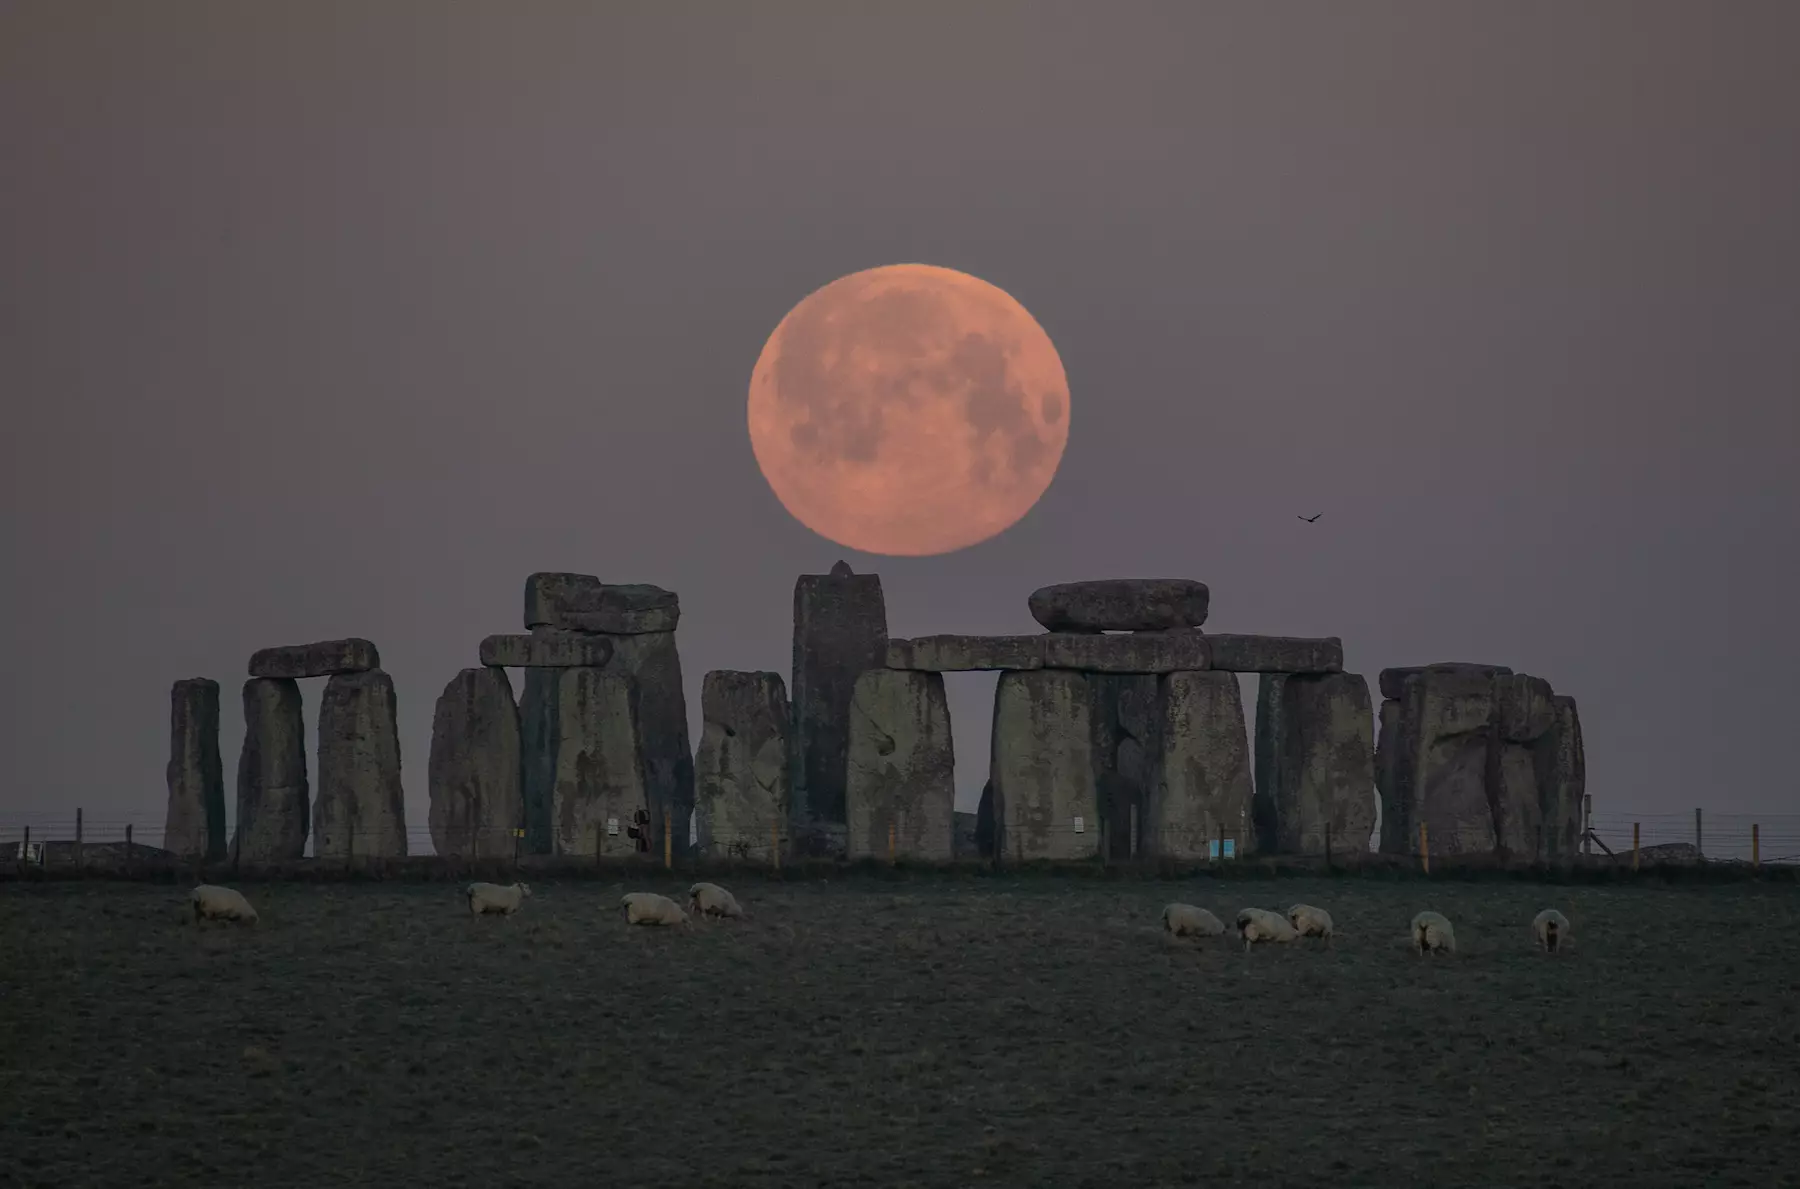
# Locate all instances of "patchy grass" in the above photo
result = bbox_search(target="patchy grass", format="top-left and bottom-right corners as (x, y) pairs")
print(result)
(2, 876), (1798, 1187)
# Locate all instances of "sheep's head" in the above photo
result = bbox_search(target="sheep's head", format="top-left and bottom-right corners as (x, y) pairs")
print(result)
(517, 883), (533, 898)
(1286, 906), (1304, 928)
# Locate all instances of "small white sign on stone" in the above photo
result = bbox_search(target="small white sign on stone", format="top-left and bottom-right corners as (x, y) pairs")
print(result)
(606, 817), (620, 836)
(1073, 816), (1085, 834)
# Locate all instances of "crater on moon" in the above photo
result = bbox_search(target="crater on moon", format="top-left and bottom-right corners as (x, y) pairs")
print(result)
(747, 263), (1071, 557)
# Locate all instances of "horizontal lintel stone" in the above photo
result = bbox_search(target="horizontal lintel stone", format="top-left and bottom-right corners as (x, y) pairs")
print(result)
(479, 633), (615, 668)
(248, 638), (380, 679)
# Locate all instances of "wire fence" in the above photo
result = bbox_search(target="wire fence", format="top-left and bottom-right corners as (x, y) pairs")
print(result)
(4, 808), (1798, 873)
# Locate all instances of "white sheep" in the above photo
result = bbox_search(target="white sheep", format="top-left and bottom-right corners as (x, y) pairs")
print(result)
(1235, 907), (1299, 952)
(191, 884), (258, 925)
(1162, 902), (1225, 939)
(622, 891), (691, 928)
(1532, 908), (1570, 954)
(465, 881), (531, 916)
(1287, 903), (1334, 944)
(689, 882), (745, 920)
(1411, 910), (1455, 955)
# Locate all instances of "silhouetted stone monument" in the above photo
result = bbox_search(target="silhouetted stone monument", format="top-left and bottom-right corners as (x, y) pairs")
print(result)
(234, 677), (309, 862)
(164, 678), (225, 861)
(695, 670), (790, 860)
(845, 669), (955, 861)
(428, 667), (523, 857)
(314, 669), (408, 860)
(792, 561), (888, 855)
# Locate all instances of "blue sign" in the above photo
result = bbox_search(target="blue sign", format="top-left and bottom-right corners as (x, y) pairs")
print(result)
(1208, 839), (1236, 859)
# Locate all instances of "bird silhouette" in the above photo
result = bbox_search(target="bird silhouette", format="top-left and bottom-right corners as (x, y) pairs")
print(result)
(1298, 513), (1322, 523)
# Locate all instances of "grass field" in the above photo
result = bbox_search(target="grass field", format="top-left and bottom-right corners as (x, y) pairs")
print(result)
(3, 874), (1798, 1188)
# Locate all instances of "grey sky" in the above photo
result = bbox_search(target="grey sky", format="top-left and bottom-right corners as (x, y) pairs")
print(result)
(4, 2), (1797, 842)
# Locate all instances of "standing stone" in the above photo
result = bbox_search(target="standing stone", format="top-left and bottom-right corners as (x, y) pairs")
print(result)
(1255, 672), (1376, 857)
(164, 678), (225, 861)
(1151, 671), (1254, 859)
(427, 667), (522, 858)
(990, 669), (1099, 862)
(551, 668), (650, 858)
(1377, 668), (1499, 858)
(314, 669), (408, 859)
(694, 671), (791, 860)
(234, 677), (308, 862)
(604, 631), (694, 858)
(1532, 696), (1586, 864)
(519, 666), (561, 855)
(845, 669), (955, 862)
(792, 566), (888, 853)
(1090, 673), (1159, 858)
(975, 778), (996, 859)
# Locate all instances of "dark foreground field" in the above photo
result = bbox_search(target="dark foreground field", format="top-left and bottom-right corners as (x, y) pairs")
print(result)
(3, 875), (1798, 1189)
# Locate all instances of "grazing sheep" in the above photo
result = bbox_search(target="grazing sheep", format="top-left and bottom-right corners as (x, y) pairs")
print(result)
(1162, 903), (1225, 939)
(622, 891), (691, 928)
(466, 881), (531, 917)
(1411, 910), (1455, 955)
(689, 882), (745, 920)
(191, 884), (257, 925)
(1532, 908), (1570, 954)
(1235, 907), (1300, 952)
(1287, 903), (1334, 944)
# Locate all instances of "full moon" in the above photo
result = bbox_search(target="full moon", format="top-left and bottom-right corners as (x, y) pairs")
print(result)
(747, 263), (1071, 556)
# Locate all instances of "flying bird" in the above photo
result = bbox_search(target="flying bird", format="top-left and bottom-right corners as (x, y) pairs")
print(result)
(1298, 513), (1322, 523)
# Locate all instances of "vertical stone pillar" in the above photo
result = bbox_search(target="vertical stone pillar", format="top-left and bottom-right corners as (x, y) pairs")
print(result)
(694, 671), (791, 860)
(234, 677), (309, 862)
(845, 669), (955, 862)
(519, 666), (560, 855)
(990, 669), (1099, 862)
(791, 561), (888, 855)
(551, 668), (649, 858)
(314, 669), (408, 860)
(1532, 695), (1586, 865)
(1255, 672), (1376, 856)
(428, 667), (523, 857)
(1152, 670), (1253, 859)
(164, 678), (225, 861)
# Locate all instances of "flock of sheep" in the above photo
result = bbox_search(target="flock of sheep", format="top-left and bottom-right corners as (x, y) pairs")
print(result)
(188, 881), (1572, 955)
(1163, 900), (1572, 955)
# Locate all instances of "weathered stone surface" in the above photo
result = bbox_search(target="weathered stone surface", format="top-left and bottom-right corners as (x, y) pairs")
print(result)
(551, 668), (650, 857)
(885, 631), (1210, 673)
(249, 638), (379, 679)
(952, 811), (979, 859)
(1494, 674), (1556, 743)
(887, 635), (1045, 671)
(1028, 579), (1211, 633)
(1532, 696), (1586, 863)
(314, 669), (408, 859)
(846, 669), (956, 861)
(549, 581), (682, 635)
(480, 633), (614, 668)
(694, 670), (790, 860)
(427, 667), (522, 857)
(233, 677), (309, 862)
(1254, 672), (1376, 857)
(523, 572), (600, 630)
(1378, 668), (1497, 858)
(975, 779), (996, 859)
(519, 666), (560, 855)
(1043, 630), (1212, 673)
(1205, 634), (1342, 674)
(829, 559), (854, 578)
(990, 669), (1099, 862)
(1151, 671), (1253, 859)
(164, 678), (225, 861)
(792, 569), (888, 847)
(603, 631), (695, 859)
(1379, 663), (1512, 701)
(1090, 674), (1159, 858)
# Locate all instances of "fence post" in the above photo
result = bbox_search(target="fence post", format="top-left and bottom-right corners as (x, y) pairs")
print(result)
(887, 818), (897, 867)
(1535, 825), (1543, 867)
(1632, 822), (1640, 872)
(17, 826), (25, 876)
(75, 808), (84, 872)
(770, 821), (780, 873)
(1752, 823), (1760, 870)
(1129, 804), (1139, 858)
(1695, 808), (1703, 858)
(1582, 795), (1593, 855)
(1216, 823), (1224, 866)
(1419, 822), (1430, 874)
(1325, 822), (1332, 869)
(125, 824), (133, 875)
(663, 809), (672, 871)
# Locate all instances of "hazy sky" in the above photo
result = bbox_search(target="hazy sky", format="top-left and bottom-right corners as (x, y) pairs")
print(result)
(4, 2), (1797, 844)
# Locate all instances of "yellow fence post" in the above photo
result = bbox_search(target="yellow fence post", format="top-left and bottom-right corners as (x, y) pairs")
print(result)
(1752, 823), (1760, 870)
(663, 809), (672, 871)
(1632, 822), (1640, 871)
(1419, 822), (1430, 874)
